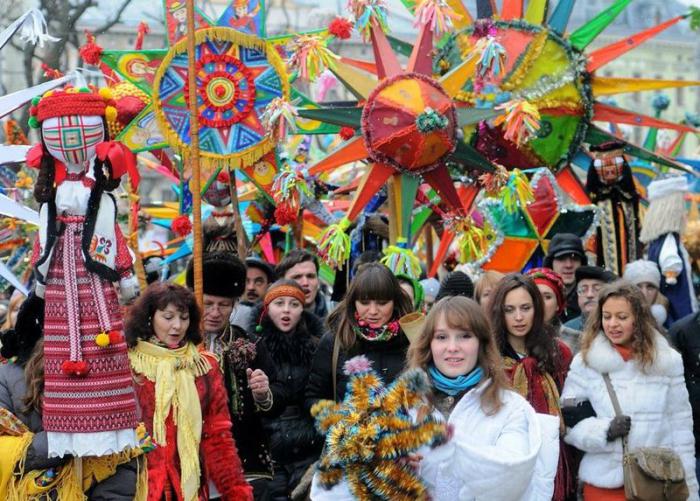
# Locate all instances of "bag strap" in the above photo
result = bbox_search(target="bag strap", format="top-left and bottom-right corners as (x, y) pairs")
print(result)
(331, 334), (340, 403)
(602, 373), (629, 451)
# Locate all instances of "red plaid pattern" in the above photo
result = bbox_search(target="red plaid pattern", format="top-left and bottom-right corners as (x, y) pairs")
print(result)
(42, 115), (104, 166)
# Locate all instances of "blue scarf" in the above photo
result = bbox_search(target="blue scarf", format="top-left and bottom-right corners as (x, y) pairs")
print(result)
(428, 365), (484, 396)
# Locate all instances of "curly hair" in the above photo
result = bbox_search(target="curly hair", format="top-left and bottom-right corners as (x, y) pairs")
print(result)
(580, 280), (657, 371)
(124, 282), (202, 347)
(327, 263), (413, 350)
(490, 273), (561, 375)
(407, 296), (507, 415)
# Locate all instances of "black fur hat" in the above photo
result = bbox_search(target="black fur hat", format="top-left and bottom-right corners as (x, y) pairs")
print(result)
(186, 251), (246, 299)
(0, 293), (44, 363)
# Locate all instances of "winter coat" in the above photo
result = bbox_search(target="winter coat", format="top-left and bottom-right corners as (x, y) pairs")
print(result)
(669, 310), (700, 455)
(309, 382), (560, 501)
(133, 353), (252, 501)
(561, 331), (699, 497)
(305, 330), (410, 409)
(250, 306), (324, 466)
(0, 361), (137, 499)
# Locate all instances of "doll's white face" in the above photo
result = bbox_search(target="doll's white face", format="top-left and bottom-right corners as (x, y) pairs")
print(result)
(42, 115), (104, 169)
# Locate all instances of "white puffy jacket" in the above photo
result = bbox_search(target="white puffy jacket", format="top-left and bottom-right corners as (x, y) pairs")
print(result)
(311, 381), (560, 500)
(562, 331), (699, 498)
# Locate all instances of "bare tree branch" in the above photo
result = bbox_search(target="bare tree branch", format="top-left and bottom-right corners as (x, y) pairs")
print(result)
(93, 0), (132, 36)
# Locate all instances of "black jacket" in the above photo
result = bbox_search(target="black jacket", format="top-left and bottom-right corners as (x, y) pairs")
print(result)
(305, 330), (410, 410)
(669, 311), (700, 454)
(559, 285), (580, 324)
(0, 362), (137, 498)
(250, 306), (324, 466)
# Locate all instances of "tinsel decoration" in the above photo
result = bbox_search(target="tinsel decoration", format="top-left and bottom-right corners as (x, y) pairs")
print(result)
(329, 17), (353, 39)
(171, 214), (192, 237)
(478, 163), (509, 196)
(380, 239), (422, 279)
(415, 107), (449, 133)
(261, 97), (298, 140)
(287, 34), (340, 82)
(493, 99), (541, 145)
(271, 164), (312, 226)
(447, 216), (490, 263)
(317, 217), (352, 268)
(500, 168), (534, 213)
(473, 36), (507, 79)
(348, 0), (390, 41)
(413, 0), (461, 35)
(311, 355), (448, 501)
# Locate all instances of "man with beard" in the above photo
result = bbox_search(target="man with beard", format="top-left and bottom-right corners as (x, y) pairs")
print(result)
(562, 266), (617, 353)
(275, 250), (330, 321)
(242, 257), (274, 306)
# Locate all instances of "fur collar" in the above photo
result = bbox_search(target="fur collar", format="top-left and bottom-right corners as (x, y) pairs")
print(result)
(584, 331), (681, 376)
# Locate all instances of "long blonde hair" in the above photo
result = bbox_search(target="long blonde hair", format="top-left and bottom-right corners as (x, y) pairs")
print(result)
(1, 291), (25, 331)
(580, 281), (657, 371)
(407, 296), (507, 415)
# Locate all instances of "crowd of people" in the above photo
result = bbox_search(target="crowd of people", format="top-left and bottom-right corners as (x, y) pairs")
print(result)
(1, 231), (699, 501)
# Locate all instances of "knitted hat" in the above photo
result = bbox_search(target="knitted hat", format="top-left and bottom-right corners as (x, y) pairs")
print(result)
(623, 260), (661, 288)
(575, 266), (617, 284)
(544, 233), (587, 268)
(647, 176), (688, 202)
(186, 251), (246, 298)
(420, 277), (440, 298)
(246, 257), (275, 283)
(436, 271), (474, 301)
(526, 267), (566, 315)
(28, 86), (115, 129)
(264, 281), (306, 307)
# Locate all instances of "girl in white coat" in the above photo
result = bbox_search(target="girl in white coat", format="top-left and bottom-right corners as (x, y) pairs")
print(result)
(310, 296), (559, 501)
(562, 280), (699, 500)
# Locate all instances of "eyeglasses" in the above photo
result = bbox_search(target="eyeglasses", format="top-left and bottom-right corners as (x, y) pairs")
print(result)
(577, 284), (602, 295)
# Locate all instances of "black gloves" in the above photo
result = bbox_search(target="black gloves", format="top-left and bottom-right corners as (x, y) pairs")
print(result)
(606, 415), (631, 441)
(561, 400), (597, 428)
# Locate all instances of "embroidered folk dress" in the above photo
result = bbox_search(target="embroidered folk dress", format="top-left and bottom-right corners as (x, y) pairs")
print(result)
(34, 170), (137, 457)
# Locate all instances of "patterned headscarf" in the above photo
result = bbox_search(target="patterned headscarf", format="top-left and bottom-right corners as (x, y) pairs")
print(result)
(526, 267), (566, 315)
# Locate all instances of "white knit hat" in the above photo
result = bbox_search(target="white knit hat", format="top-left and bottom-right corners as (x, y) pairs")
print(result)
(623, 260), (661, 288)
(647, 176), (688, 201)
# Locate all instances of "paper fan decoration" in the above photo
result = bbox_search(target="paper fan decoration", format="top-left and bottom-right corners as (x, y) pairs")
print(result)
(475, 167), (598, 272)
(424, 0), (699, 173)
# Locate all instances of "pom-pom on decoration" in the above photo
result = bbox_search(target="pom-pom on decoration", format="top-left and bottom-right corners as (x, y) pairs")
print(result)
(311, 356), (448, 500)
(494, 99), (541, 146)
(501, 168), (534, 213)
(287, 34), (340, 82)
(413, 0), (461, 35)
(108, 330), (122, 344)
(61, 360), (90, 377)
(261, 97), (299, 139)
(317, 217), (352, 268)
(474, 35), (507, 79)
(328, 17), (353, 39)
(271, 163), (312, 225)
(79, 31), (104, 66)
(95, 332), (110, 347)
(339, 126), (355, 141)
(381, 240), (422, 279)
(216, 169), (231, 184)
(274, 201), (298, 226)
(171, 214), (192, 237)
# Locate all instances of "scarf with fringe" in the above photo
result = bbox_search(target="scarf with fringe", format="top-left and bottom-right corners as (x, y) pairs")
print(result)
(129, 340), (211, 501)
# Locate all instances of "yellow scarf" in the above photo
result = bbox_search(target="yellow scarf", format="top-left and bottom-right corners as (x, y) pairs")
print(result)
(129, 340), (211, 501)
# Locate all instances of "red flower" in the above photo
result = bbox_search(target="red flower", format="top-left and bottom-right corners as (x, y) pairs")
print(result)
(171, 215), (192, 237)
(339, 126), (355, 140)
(329, 17), (353, 40)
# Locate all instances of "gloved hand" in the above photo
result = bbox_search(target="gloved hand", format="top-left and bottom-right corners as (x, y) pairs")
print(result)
(118, 274), (140, 305)
(561, 400), (597, 428)
(607, 415), (631, 441)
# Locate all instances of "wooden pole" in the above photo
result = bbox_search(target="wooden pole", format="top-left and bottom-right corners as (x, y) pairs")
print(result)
(227, 168), (249, 258)
(185, 0), (203, 309)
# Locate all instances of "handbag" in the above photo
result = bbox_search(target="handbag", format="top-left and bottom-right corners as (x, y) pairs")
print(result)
(602, 373), (689, 501)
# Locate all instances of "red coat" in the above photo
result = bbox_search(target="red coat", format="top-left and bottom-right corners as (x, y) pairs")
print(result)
(134, 354), (252, 501)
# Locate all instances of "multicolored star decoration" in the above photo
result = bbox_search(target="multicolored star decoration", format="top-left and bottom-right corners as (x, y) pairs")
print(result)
(473, 168), (598, 272)
(91, 0), (339, 196)
(311, 355), (448, 501)
(300, 0), (700, 273)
